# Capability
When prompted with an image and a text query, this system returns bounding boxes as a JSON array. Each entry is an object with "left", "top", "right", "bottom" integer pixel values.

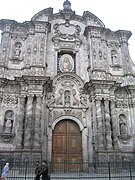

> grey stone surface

[{"left": 0, "top": 0, "right": 135, "bottom": 163}]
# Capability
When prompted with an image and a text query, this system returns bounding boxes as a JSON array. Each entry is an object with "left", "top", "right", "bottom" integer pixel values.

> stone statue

[
  {"left": 14, "top": 43, "right": 22, "bottom": 58},
  {"left": 119, "top": 115, "right": 127, "bottom": 136},
  {"left": 4, "top": 111, "right": 14, "bottom": 133},
  {"left": 111, "top": 50, "right": 118, "bottom": 66}
]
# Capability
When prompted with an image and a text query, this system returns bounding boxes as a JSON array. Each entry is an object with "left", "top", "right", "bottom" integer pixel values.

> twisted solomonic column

[
  {"left": 104, "top": 99, "right": 113, "bottom": 150},
  {"left": 24, "top": 95, "right": 33, "bottom": 149},
  {"left": 33, "top": 95, "right": 42, "bottom": 149},
  {"left": 0, "top": 95, "right": 3, "bottom": 131},
  {"left": 110, "top": 100, "right": 119, "bottom": 149},
  {"left": 16, "top": 96, "right": 26, "bottom": 149},
  {"left": 95, "top": 99, "right": 104, "bottom": 150}
]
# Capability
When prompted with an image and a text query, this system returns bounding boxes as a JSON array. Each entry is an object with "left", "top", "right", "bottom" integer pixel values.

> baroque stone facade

[{"left": 0, "top": 0, "right": 135, "bottom": 163}]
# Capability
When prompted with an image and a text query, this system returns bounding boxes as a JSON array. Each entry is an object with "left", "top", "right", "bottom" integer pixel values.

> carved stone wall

[{"left": 0, "top": 0, "right": 135, "bottom": 162}]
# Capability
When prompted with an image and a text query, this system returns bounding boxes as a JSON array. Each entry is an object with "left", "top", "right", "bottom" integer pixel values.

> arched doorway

[{"left": 52, "top": 120, "right": 82, "bottom": 172}]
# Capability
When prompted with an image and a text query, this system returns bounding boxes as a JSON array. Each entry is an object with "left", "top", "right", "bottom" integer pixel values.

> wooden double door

[{"left": 52, "top": 120, "right": 82, "bottom": 172}]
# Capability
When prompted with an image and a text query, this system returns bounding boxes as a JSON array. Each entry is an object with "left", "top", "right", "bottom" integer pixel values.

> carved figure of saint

[
  {"left": 4, "top": 111, "right": 14, "bottom": 133},
  {"left": 111, "top": 50, "right": 118, "bottom": 66},
  {"left": 14, "top": 43, "right": 22, "bottom": 58}
]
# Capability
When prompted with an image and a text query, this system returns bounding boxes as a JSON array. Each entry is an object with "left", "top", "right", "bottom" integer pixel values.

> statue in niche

[
  {"left": 111, "top": 50, "right": 119, "bottom": 66},
  {"left": 4, "top": 110, "right": 14, "bottom": 133},
  {"left": 10, "top": 42, "right": 23, "bottom": 63},
  {"left": 118, "top": 114, "right": 132, "bottom": 144},
  {"left": 64, "top": 90, "right": 70, "bottom": 106},
  {"left": 14, "top": 42, "right": 22, "bottom": 57},
  {"left": 119, "top": 114, "right": 127, "bottom": 136}
]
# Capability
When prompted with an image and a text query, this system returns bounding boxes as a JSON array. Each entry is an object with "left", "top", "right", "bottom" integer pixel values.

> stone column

[
  {"left": 16, "top": 96, "right": 26, "bottom": 149},
  {"left": 95, "top": 99, "right": 104, "bottom": 149},
  {"left": 104, "top": 99, "right": 113, "bottom": 149},
  {"left": 24, "top": 95, "right": 33, "bottom": 149},
  {"left": 110, "top": 100, "right": 118, "bottom": 149},
  {"left": 33, "top": 95, "right": 42, "bottom": 149}
]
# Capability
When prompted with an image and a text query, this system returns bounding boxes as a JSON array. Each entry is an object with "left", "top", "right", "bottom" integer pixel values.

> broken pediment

[
  {"left": 31, "top": 8, "right": 53, "bottom": 22},
  {"left": 30, "top": 0, "right": 105, "bottom": 29},
  {"left": 83, "top": 11, "right": 105, "bottom": 27}
]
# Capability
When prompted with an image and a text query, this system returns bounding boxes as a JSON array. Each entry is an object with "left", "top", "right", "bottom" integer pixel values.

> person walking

[
  {"left": 1, "top": 163, "right": 10, "bottom": 180},
  {"left": 39, "top": 160, "right": 50, "bottom": 180}
]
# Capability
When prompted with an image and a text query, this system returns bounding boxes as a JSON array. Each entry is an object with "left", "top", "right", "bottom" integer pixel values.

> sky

[{"left": 0, "top": 0, "right": 134, "bottom": 62}]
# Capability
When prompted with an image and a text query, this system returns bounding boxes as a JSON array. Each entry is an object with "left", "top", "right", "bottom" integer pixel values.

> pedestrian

[
  {"left": 34, "top": 161, "right": 41, "bottom": 180},
  {"left": 39, "top": 160, "right": 50, "bottom": 180},
  {"left": 1, "top": 163, "right": 9, "bottom": 180}
]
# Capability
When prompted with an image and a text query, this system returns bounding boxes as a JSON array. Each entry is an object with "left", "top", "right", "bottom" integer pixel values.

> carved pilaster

[
  {"left": 110, "top": 100, "right": 119, "bottom": 149},
  {"left": 24, "top": 96, "right": 33, "bottom": 149},
  {"left": 95, "top": 99, "right": 104, "bottom": 149},
  {"left": 33, "top": 96, "right": 42, "bottom": 149},
  {"left": 104, "top": 100, "right": 113, "bottom": 149},
  {"left": 16, "top": 96, "right": 26, "bottom": 149}
]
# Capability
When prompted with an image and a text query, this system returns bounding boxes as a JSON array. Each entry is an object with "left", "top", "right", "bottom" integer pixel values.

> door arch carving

[{"left": 52, "top": 120, "right": 82, "bottom": 171}]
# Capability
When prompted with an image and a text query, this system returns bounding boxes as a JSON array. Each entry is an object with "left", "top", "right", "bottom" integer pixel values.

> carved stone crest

[{"left": 52, "top": 22, "right": 82, "bottom": 50}]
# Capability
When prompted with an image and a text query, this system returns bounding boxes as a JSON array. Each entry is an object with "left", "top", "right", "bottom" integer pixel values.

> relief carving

[
  {"left": 56, "top": 89, "right": 64, "bottom": 105},
  {"left": 3, "top": 95, "right": 18, "bottom": 105},
  {"left": 72, "top": 89, "right": 79, "bottom": 106},
  {"left": 47, "top": 93, "right": 55, "bottom": 106},
  {"left": 80, "top": 95, "right": 88, "bottom": 108},
  {"left": 115, "top": 100, "right": 128, "bottom": 109},
  {"left": 52, "top": 21, "right": 82, "bottom": 50}
]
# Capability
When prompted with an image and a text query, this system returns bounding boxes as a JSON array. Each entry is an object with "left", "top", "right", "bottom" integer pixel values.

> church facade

[{"left": 0, "top": 0, "right": 135, "bottom": 164}]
